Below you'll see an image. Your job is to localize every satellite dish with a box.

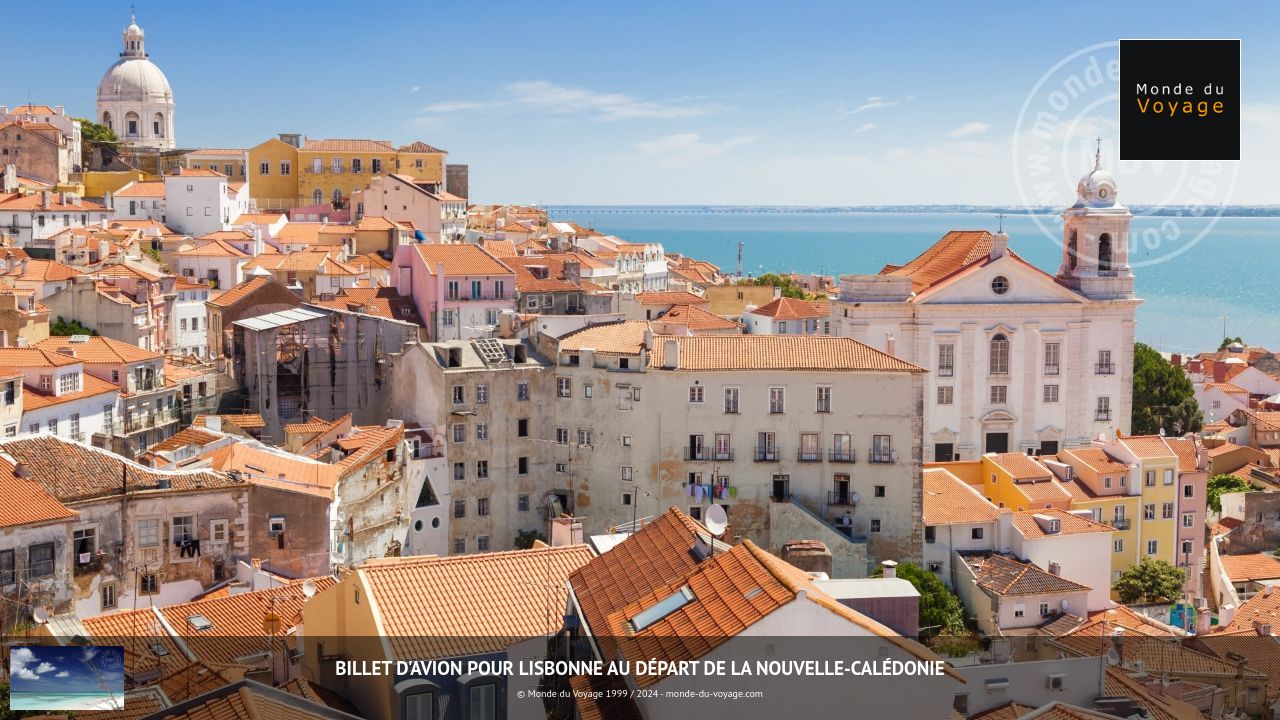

[705,505,728,537]
[32,607,48,624]
[301,579,317,598]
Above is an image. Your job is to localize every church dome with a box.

[97,57,173,103]
[1075,142,1118,208]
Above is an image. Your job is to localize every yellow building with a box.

[246,136,300,210]
[246,135,448,211]
[181,148,248,182]
[1051,447,1141,583]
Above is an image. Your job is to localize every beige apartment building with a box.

[388,338,555,555]
[538,323,926,570]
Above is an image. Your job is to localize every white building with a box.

[112,180,166,222]
[170,237,251,291]
[163,167,247,237]
[96,15,175,150]
[922,467,1002,588]
[0,348,120,443]
[832,152,1138,461]
[171,279,211,358]
[0,192,112,245]
[744,297,831,335]
[999,508,1114,612]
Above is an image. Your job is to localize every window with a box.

[724,387,739,413]
[452,424,466,443]
[138,518,160,547]
[1044,384,1059,403]
[172,516,195,543]
[140,573,159,594]
[259,162,270,175]
[101,582,117,609]
[870,518,881,533]
[991,276,1010,295]
[556,428,569,445]
[371,158,382,173]
[280,161,291,175]
[210,520,229,545]
[454,500,466,518]
[971,527,984,540]
[476,384,488,403]
[1184,484,1194,498]
[1182,512,1195,528]
[1097,350,1114,374]
[1144,504,1155,520]
[1181,540,1194,556]
[622,491,633,506]
[1162,502,1175,519]
[73,527,96,566]
[1163,469,1174,485]
[989,334,1010,374]
[555,462,567,473]
[924,526,936,544]
[351,158,363,173]
[0,550,11,585]
[1096,397,1111,421]
[621,466,633,482]
[47,418,57,435]
[70,413,80,437]
[990,385,1007,404]
[1014,606,1025,618]
[622,435,632,447]
[874,485,886,498]
[938,343,955,377]
[517,418,528,437]
[403,690,435,719]
[467,682,496,719]
[578,429,593,446]
[476,536,490,552]
[477,498,490,516]
[585,384,594,398]
[1114,538,1124,553]
[518,457,528,474]
[768,387,785,414]
[689,385,704,403]
[476,461,488,479]
[453,463,465,481]
[28,543,54,578]
[442,309,455,326]
[1039,602,1051,617]
[1104,476,1112,489]
[1147,540,1158,556]
[937,386,953,404]
[871,435,892,463]
[799,433,819,461]
[518,494,530,512]
[1044,342,1061,375]
[816,386,832,413]
[1145,471,1155,487]
[453,538,465,554]
[557,377,572,397]
[476,423,488,441]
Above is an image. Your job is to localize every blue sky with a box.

[3,1,1276,204]
[9,646,123,695]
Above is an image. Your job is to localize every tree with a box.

[1207,473,1252,513]
[50,316,97,337]
[514,529,547,550]
[736,272,809,299]
[873,561,966,641]
[1132,341,1203,435]
[1219,336,1245,350]
[1113,558,1185,604]
[74,117,118,168]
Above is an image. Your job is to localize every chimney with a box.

[989,231,1009,259]
[1170,353,1182,368]
[1048,561,1062,576]
[98,240,109,260]
[1213,362,1227,384]
[41,191,51,209]
[881,560,898,579]
[1255,620,1273,636]
[1,164,15,193]
[663,339,680,369]
[885,333,896,356]
[781,541,833,576]
[12,461,29,479]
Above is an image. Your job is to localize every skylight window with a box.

[630,586,695,632]
[150,643,170,656]
[187,614,213,631]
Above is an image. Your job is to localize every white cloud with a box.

[55,671,69,678]
[946,121,992,138]
[410,85,421,93]
[855,123,877,134]
[847,96,913,115]
[10,649,56,681]
[421,81,724,122]
[634,133,758,168]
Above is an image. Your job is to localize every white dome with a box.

[1074,146,1119,209]
[97,57,173,103]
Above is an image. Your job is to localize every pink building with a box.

[392,243,516,340]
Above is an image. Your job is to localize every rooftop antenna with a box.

[736,241,744,278]
[997,212,1004,234]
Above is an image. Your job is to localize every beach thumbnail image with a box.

[8,645,124,711]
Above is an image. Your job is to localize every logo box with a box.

[1120,39,1240,160]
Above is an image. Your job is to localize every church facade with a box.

[96,15,175,150]
[832,151,1139,461]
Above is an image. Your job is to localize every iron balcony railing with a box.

[798,448,822,462]
[755,447,780,462]
[1096,363,1116,375]
[686,447,707,461]
[828,491,857,506]
[829,449,856,463]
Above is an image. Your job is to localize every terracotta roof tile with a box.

[357,545,593,661]
[635,290,706,306]
[1058,447,1132,474]
[308,287,419,323]
[881,230,993,292]
[963,552,1091,596]
[412,243,513,276]
[35,335,162,364]
[971,702,1035,720]
[397,141,447,154]
[22,373,119,410]
[149,426,224,454]
[989,452,1053,480]
[178,239,248,258]
[657,304,739,331]
[207,276,274,308]
[748,297,829,320]
[558,320,649,355]
[301,138,394,153]
[1009,508,1113,538]
[1221,553,1280,583]
[114,180,166,198]
[2,259,83,282]
[1118,435,1178,460]
[204,441,340,498]
[649,335,924,373]
[0,462,77,528]
[923,468,1003,526]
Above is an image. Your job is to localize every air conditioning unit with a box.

[928,562,943,573]
[268,516,286,535]
[1047,674,1066,691]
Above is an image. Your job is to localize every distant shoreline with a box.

[544,205,1280,218]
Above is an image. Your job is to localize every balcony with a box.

[829,449,856,463]
[413,443,443,459]
[938,367,954,378]
[869,450,894,464]
[711,449,734,462]
[1096,363,1116,375]
[1110,518,1131,530]
[754,447,780,462]
[445,294,508,302]
[798,449,822,463]
[1045,364,1060,376]
[73,556,103,577]
[1095,411,1112,422]
[685,447,707,461]
[828,491,857,506]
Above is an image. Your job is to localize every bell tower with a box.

[1057,139,1134,300]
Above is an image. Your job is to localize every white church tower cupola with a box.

[1057,139,1134,300]
[96,13,176,151]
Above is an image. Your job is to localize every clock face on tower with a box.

[1098,188,1109,199]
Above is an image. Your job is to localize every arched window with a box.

[1067,230,1078,271]
[102,111,112,131]
[332,188,344,208]
[1098,233,1112,273]
[125,112,139,137]
[153,113,164,138]
[312,188,323,206]
[990,333,1010,375]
